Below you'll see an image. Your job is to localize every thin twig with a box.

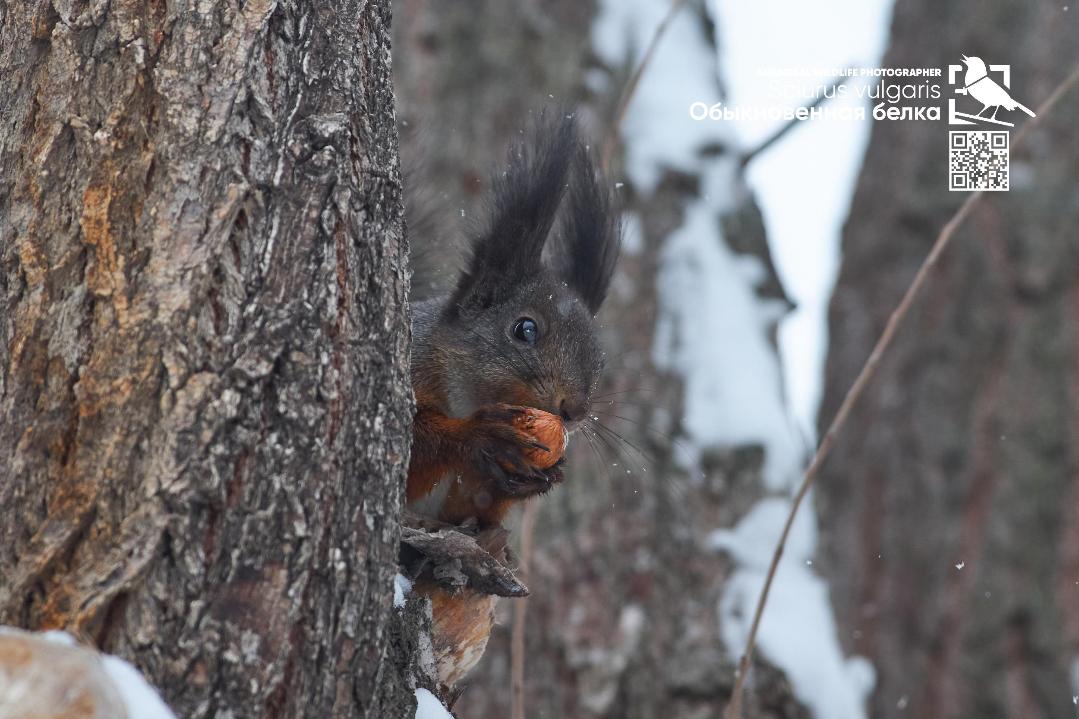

[739,76,851,168]
[600,0,690,173]
[510,500,539,719]
[723,62,1079,719]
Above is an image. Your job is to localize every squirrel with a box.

[406,114,620,528]
[403,113,619,695]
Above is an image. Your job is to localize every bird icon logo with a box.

[949,55,1035,127]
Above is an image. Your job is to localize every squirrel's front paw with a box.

[468,405,547,476]
[496,457,565,497]
[468,406,565,496]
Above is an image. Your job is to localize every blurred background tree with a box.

[817,2,1079,718]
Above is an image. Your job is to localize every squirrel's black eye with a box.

[513,317,539,344]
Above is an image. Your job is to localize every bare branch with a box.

[510,501,540,719]
[739,76,850,168]
[400,523,529,598]
[600,0,690,173]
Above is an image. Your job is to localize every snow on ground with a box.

[704,3,893,712]
[415,687,454,719]
[593,1,882,716]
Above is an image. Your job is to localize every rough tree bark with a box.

[818,3,1079,718]
[0,0,413,716]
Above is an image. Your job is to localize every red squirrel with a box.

[403,114,620,694]
[407,114,620,527]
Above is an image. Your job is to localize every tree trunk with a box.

[0,0,412,716]
[818,3,1079,718]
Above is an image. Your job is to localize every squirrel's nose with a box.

[559,397,588,423]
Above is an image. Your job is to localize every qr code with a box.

[949,131,1008,191]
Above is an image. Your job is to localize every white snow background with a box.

[715,0,894,440]
[593,0,894,717]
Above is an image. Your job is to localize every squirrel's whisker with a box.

[587,408,689,452]
[586,418,649,478]
[578,426,620,487]
[592,386,663,400]
[580,425,635,485]
[587,418,688,502]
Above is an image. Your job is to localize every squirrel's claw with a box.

[467,406,566,497]
[542,458,565,486]
[497,457,565,498]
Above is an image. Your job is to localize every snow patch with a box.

[40,629,77,646]
[711,498,874,718]
[711,0,894,438]
[415,688,453,719]
[1070,658,1079,716]
[653,183,802,488]
[592,0,726,195]
[595,0,801,489]
[701,0,893,713]
[394,573,413,609]
[100,655,178,719]
[593,1,878,716]
[0,628,176,719]
[709,497,815,567]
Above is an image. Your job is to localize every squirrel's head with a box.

[436,114,620,430]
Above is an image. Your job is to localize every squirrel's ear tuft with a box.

[558,144,620,314]
[450,112,578,314]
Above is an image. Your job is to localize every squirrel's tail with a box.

[400,123,465,302]
[403,110,582,305]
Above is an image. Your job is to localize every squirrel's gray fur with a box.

[408,112,620,425]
